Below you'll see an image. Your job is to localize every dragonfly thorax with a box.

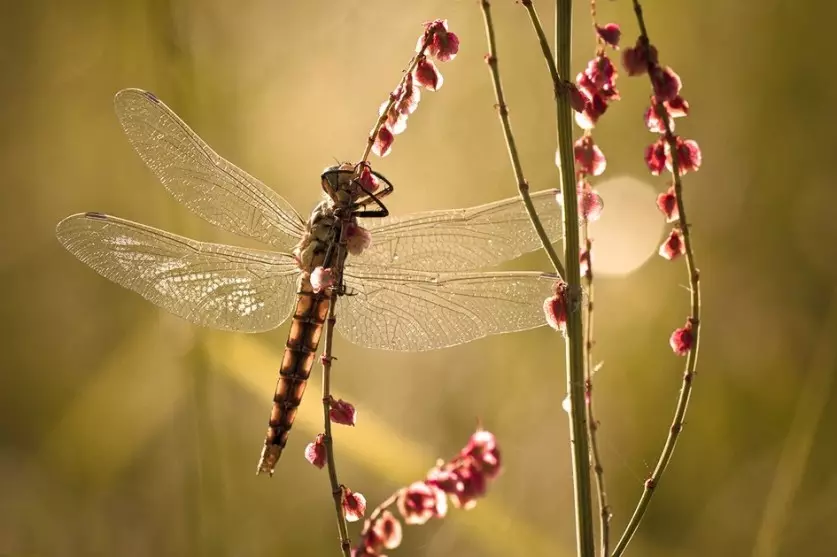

[293,198,355,273]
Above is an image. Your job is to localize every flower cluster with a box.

[352,430,501,556]
[622,32,702,355]
[372,20,459,157]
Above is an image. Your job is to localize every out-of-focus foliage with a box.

[2,1,836,556]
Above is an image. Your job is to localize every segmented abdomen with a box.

[257,279,331,476]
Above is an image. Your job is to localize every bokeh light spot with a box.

[587,175,665,276]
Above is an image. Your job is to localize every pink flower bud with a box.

[371,511,402,550]
[670,320,694,355]
[419,19,460,62]
[371,125,394,157]
[621,38,658,76]
[596,23,622,48]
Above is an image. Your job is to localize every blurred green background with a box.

[2,0,837,556]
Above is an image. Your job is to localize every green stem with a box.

[478,0,566,280]
[553,1,596,555]
[610,2,702,555]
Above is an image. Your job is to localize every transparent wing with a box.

[56,212,300,332]
[114,88,306,251]
[337,266,558,351]
[353,189,568,272]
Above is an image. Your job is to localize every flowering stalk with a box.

[611,1,703,555]
[353,430,501,556]
[360,21,458,164]
[478,0,566,280]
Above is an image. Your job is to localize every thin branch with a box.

[478,0,566,280]
[611,2,703,554]
[322,226,351,557]
[583,236,611,557]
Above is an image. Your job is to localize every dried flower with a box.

[304,434,327,469]
[397,481,447,525]
[343,487,367,523]
[670,320,694,355]
[328,397,357,426]
[310,266,335,293]
[459,430,502,480]
[659,228,686,260]
[414,56,444,91]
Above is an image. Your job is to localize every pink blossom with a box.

[621,38,658,76]
[645,138,667,175]
[372,125,394,157]
[310,266,335,293]
[573,136,607,176]
[396,482,447,525]
[656,185,679,222]
[346,224,372,256]
[665,137,702,175]
[652,66,682,102]
[343,487,367,523]
[371,511,402,550]
[304,434,326,469]
[543,281,569,333]
[328,397,357,426]
[414,57,443,91]
[418,19,460,62]
[659,228,685,260]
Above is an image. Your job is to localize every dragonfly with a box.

[56,88,582,475]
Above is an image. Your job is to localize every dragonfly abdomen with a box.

[257,282,331,476]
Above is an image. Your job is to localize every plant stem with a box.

[322,226,351,557]
[583,236,611,557]
[478,0,566,280]
[611,2,702,555]
[359,30,437,165]
[553,0,596,555]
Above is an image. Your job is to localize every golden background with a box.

[2,0,836,556]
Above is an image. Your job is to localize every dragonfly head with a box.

[320,163,393,207]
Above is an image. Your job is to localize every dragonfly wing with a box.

[56,212,300,332]
[114,88,306,251]
[353,189,576,272]
[336,266,558,351]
